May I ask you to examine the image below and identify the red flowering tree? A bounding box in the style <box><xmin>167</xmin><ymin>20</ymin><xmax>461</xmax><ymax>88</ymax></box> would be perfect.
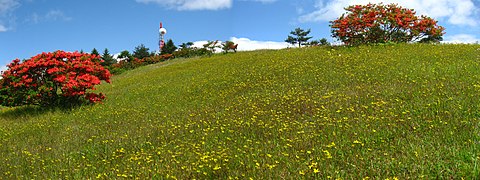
<box><xmin>330</xmin><ymin>3</ymin><xmax>445</xmax><ymax>46</ymax></box>
<box><xmin>0</xmin><ymin>50</ymin><xmax>111</xmax><ymax>107</ymax></box>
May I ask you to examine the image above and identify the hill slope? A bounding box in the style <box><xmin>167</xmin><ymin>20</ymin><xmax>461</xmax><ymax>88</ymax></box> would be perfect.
<box><xmin>1</xmin><ymin>44</ymin><xmax>479</xmax><ymax>178</ymax></box>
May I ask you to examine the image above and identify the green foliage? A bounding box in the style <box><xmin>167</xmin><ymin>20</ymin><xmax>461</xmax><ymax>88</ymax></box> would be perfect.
<box><xmin>173</xmin><ymin>41</ymin><xmax>206</xmax><ymax>58</ymax></box>
<box><xmin>107</xmin><ymin>66</ymin><xmax>127</xmax><ymax>75</ymax></box>
<box><xmin>109</xmin><ymin>54</ymin><xmax>174</xmax><ymax>74</ymax></box>
<box><xmin>161</xmin><ymin>39</ymin><xmax>177</xmax><ymax>55</ymax></box>
<box><xmin>308</xmin><ymin>38</ymin><xmax>330</xmax><ymax>47</ymax></box>
<box><xmin>285</xmin><ymin>28</ymin><xmax>312</xmax><ymax>48</ymax></box>
<box><xmin>1</xmin><ymin>44</ymin><xmax>479</xmax><ymax>179</ymax></box>
<box><xmin>221</xmin><ymin>41</ymin><xmax>237</xmax><ymax>53</ymax></box>
<box><xmin>320</xmin><ymin>38</ymin><xmax>329</xmax><ymax>46</ymax></box>
<box><xmin>101</xmin><ymin>48</ymin><xmax>116</xmax><ymax>67</ymax></box>
<box><xmin>172</xmin><ymin>48</ymin><xmax>191</xmax><ymax>58</ymax></box>
<box><xmin>308</xmin><ymin>40</ymin><xmax>320</xmax><ymax>46</ymax></box>
<box><xmin>142</xmin><ymin>54</ymin><xmax>174</xmax><ymax>64</ymax></box>
<box><xmin>118</xmin><ymin>50</ymin><xmax>133</xmax><ymax>62</ymax></box>
<box><xmin>173</xmin><ymin>47</ymin><xmax>212</xmax><ymax>58</ymax></box>
<box><xmin>133</xmin><ymin>44</ymin><xmax>151</xmax><ymax>60</ymax></box>
<box><xmin>179</xmin><ymin>42</ymin><xmax>194</xmax><ymax>49</ymax></box>
<box><xmin>91</xmin><ymin>48</ymin><xmax>100</xmax><ymax>56</ymax></box>
<box><xmin>203</xmin><ymin>40</ymin><xmax>220</xmax><ymax>53</ymax></box>
<box><xmin>419</xmin><ymin>34</ymin><xmax>443</xmax><ymax>43</ymax></box>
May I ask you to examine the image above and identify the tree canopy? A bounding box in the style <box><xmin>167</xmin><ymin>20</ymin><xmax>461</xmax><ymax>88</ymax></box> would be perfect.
<box><xmin>118</xmin><ymin>50</ymin><xmax>133</xmax><ymax>62</ymax></box>
<box><xmin>161</xmin><ymin>39</ymin><xmax>177</xmax><ymax>55</ymax></box>
<box><xmin>133</xmin><ymin>44</ymin><xmax>151</xmax><ymax>59</ymax></box>
<box><xmin>285</xmin><ymin>28</ymin><xmax>312</xmax><ymax>48</ymax></box>
<box><xmin>330</xmin><ymin>3</ymin><xmax>445</xmax><ymax>45</ymax></box>
<box><xmin>102</xmin><ymin>48</ymin><xmax>116</xmax><ymax>66</ymax></box>
<box><xmin>221</xmin><ymin>41</ymin><xmax>238</xmax><ymax>53</ymax></box>
<box><xmin>179</xmin><ymin>42</ymin><xmax>194</xmax><ymax>49</ymax></box>
<box><xmin>91</xmin><ymin>48</ymin><xmax>100</xmax><ymax>56</ymax></box>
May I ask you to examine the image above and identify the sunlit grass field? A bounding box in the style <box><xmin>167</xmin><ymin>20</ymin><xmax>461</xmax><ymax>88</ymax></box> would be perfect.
<box><xmin>1</xmin><ymin>44</ymin><xmax>479</xmax><ymax>179</ymax></box>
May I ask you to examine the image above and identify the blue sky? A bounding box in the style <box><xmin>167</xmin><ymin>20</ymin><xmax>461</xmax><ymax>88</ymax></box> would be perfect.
<box><xmin>1</xmin><ymin>0</ymin><xmax>479</xmax><ymax>70</ymax></box>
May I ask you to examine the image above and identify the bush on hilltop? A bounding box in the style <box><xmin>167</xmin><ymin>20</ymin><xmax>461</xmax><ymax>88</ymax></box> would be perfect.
<box><xmin>330</xmin><ymin>3</ymin><xmax>445</xmax><ymax>46</ymax></box>
<box><xmin>0</xmin><ymin>51</ymin><xmax>111</xmax><ymax>107</ymax></box>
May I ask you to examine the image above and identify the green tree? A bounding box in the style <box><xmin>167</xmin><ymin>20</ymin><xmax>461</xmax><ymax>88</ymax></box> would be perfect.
<box><xmin>161</xmin><ymin>39</ymin><xmax>177</xmax><ymax>55</ymax></box>
<box><xmin>133</xmin><ymin>44</ymin><xmax>151</xmax><ymax>59</ymax></box>
<box><xmin>418</xmin><ymin>32</ymin><xmax>443</xmax><ymax>43</ymax></box>
<box><xmin>308</xmin><ymin>38</ymin><xmax>329</xmax><ymax>46</ymax></box>
<box><xmin>320</xmin><ymin>38</ymin><xmax>330</xmax><ymax>46</ymax></box>
<box><xmin>101</xmin><ymin>48</ymin><xmax>116</xmax><ymax>66</ymax></box>
<box><xmin>179</xmin><ymin>42</ymin><xmax>194</xmax><ymax>49</ymax></box>
<box><xmin>221</xmin><ymin>41</ymin><xmax>238</xmax><ymax>53</ymax></box>
<box><xmin>203</xmin><ymin>40</ymin><xmax>220</xmax><ymax>53</ymax></box>
<box><xmin>285</xmin><ymin>28</ymin><xmax>312</xmax><ymax>48</ymax></box>
<box><xmin>308</xmin><ymin>40</ymin><xmax>320</xmax><ymax>46</ymax></box>
<box><xmin>91</xmin><ymin>48</ymin><xmax>100</xmax><ymax>56</ymax></box>
<box><xmin>118</xmin><ymin>50</ymin><xmax>133</xmax><ymax>62</ymax></box>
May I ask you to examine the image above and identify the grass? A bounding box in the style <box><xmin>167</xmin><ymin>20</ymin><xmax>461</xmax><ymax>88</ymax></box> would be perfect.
<box><xmin>1</xmin><ymin>44</ymin><xmax>479</xmax><ymax>179</ymax></box>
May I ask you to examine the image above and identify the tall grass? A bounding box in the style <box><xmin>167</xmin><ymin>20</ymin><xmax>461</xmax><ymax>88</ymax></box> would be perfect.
<box><xmin>0</xmin><ymin>44</ymin><xmax>479</xmax><ymax>179</ymax></box>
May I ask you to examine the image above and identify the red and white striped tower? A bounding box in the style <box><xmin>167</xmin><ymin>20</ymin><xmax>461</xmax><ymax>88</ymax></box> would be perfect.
<box><xmin>159</xmin><ymin>22</ymin><xmax>167</xmax><ymax>54</ymax></box>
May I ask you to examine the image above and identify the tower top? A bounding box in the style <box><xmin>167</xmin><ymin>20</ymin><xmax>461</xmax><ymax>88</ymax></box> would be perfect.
<box><xmin>159</xmin><ymin>22</ymin><xmax>167</xmax><ymax>35</ymax></box>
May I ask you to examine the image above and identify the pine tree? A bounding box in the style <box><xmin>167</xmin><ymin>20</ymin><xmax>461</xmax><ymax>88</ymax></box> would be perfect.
<box><xmin>180</xmin><ymin>42</ymin><xmax>194</xmax><ymax>49</ymax></box>
<box><xmin>285</xmin><ymin>28</ymin><xmax>312</xmax><ymax>48</ymax></box>
<box><xmin>161</xmin><ymin>39</ymin><xmax>177</xmax><ymax>55</ymax></box>
<box><xmin>91</xmin><ymin>48</ymin><xmax>100</xmax><ymax>56</ymax></box>
<box><xmin>133</xmin><ymin>44</ymin><xmax>151</xmax><ymax>59</ymax></box>
<box><xmin>118</xmin><ymin>50</ymin><xmax>133</xmax><ymax>62</ymax></box>
<box><xmin>101</xmin><ymin>48</ymin><xmax>116</xmax><ymax>66</ymax></box>
<box><xmin>320</xmin><ymin>38</ymin><xmax>329</xmax><ymax>46</ymax></box>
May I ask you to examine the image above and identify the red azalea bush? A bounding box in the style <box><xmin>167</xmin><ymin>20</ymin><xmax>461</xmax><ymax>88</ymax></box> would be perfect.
<box><xmin>111</xmin><ymin>58</ymin><xmax>144</xmax><ymax>71</ymax></box>
<box><xmin>109</xmin><ymin>54</ymin><xmax>174</xmax><ymax>74</ymax></box>
<box><xmin>143</xmin><ymin>54</ymin><xmax>174</xmax><ymax>64</ymax></box>
<box><xmin>330</xmin><ymin>3</ymin><xmax>445</xmax><ymax>46</ymax></box>
<box><xmin>0</xmin><ymin>50</ymin><xmax>111</xmax><ymax>107</ymax></box>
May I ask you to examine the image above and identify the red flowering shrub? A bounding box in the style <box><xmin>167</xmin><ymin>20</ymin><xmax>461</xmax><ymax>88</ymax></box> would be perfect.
<box><xmin>0</xmin><ymin>50</ymin><xmax>111</xmax><ymax>107</ymax></box>
<box><xmin>110</xmin><ymin>58</ymin><xmax>144</xmax><ymax>71</ymax></box>
<box><xmin>330</xmin><ymin>3</ymin><xmax>445</xmax><ymax>46</ymax></box>
<box><xmin>143</xmin><ymin>54</ymin><xmax>174</xmax><ymax>64</ymax></box>
<box><xmin>109</xmin><ymin>54</ymin><xmax>175</xmax><ymax>74</ymax></box>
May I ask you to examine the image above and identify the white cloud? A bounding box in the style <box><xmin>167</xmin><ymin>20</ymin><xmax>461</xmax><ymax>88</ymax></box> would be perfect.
<box><xmin>192</xmin><ymin>40</ymin><xmax>212</xmax><ymax>48</ymax></box>
<box><xmin>240</xmin><ymin>0</ymin><xmax>276</xmax><ymax>3</ymax></box>
<box><xmin>112</xmin><ymin>53</ymin><xmax>130</xmax><ymax>62</ymax></box>
<box><xmin>0</xmin><ymin>63</ymin><xmax>8</xmax><ymax>77</ymax></box>
<box><xmin>45</xmin><ymin>10</ymin><xmax>72</xmax><ymax>21</ymax></box>
<box><xmin>135</xmin><ymin>0</ymin><xmax>277</xmax><ymax>10</ymax></box>
<box><xmin>443</xmin><ymin>34</ymin><xmax>480</xmax><ymax>44</ymax></box>
<box><xmin>191</xmin><ymin>40</ymin><xmax>223</xmax><ymax>52</ymax></box>
<box><xmin>136</xmin><ymin>0</ymin><xmax>233</xmax><ymax>11</ymax></box>
<box><xmin>0</xmin><ymin>0</ymin><xmax>20</xmax><ymax>32</ymax></box>
<box><xmin>230</xmin><ymin>37</ymin><xmax>290</xmax><ymax>51</ymax></box>
<box><xmin>0</xmin><ymin>24</ymin><xmax>6</xmax><ymax>32</ymax></box>
<box><xmin>0</xmin><ymin>0</ymin><xmax>19</xmax><ymax>15</ymax></box>
<box><xmin>192</xmin><ymin>37</ymin><xmax>290</xmax><ymax>52</ymax></box>
<box><xmin>28</xmin><ymin>10</ymin><xmax>72</xmax><ymax>24</ymax></box>
<box><xmin>299</xmin><ymin>0</ymin><xmax>479</xmax><ymax>26</ymax></box>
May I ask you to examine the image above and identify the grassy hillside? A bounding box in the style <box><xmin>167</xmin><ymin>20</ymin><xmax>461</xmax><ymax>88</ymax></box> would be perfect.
<box><xmin>1</xmin><ymin>44</ymin><xmax>479</xmax><ymax>179</ymax></box>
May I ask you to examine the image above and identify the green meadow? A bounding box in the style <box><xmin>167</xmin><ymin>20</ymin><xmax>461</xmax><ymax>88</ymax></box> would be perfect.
<box><xmin>0</xmin><ymin>44</ymin><xmax>479</xmax><ymax>179</ymax></box>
